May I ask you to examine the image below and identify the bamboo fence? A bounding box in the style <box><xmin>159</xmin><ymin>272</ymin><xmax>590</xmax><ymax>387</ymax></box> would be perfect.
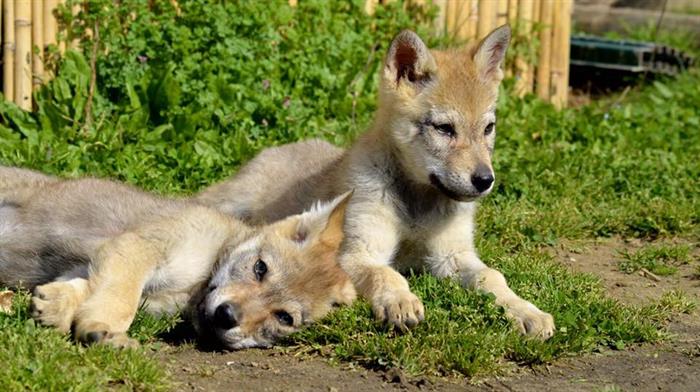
<box><xmin>311</xmin><ymin>0</ymin><xmax>573</xmax><ymax>108</ymax></box>
<box><xmin>1</xmin><ymin>0</ymin><xmax>61</xmax><ymax>110</ymax></box>
<box><xmin>1</xmin><ymin>0</ymin><xmax>572</xmax><ymax>111</ymax></box>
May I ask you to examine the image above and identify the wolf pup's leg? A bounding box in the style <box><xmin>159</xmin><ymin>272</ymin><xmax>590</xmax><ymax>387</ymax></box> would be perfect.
<box><xmin>73</xmin><ymin>232</ymin><xmax>160</xmax><ymax>348</ymax></box>
<box><xmin>425</xmin><ymin>211</ymin><xmax>555</xmax><ymax>340</ymax></box>
<box><xmin>340</xmin><ymin>200</ymin><xmax>424</xmax><ymax>329</ymax></box>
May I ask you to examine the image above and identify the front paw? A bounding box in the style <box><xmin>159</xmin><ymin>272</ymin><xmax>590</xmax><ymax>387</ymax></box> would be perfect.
<box><xmin>75</xmin><ymin>321</ymin><xmax>139</xmax><ymax>349</ymax></box>
<box><xmin>31</xmin><ymin>282</ymin><xmax>81</xmax><ymax>333</ymax></box>
<box><xmin>371</xmin><ymin>289</ymin><xmax>425</xmax><ymax>330</ymax></box>
<box><xmin>506</xmin><ymin>302</ymin><xmax>555</xmax><ymax>340</ymax></box>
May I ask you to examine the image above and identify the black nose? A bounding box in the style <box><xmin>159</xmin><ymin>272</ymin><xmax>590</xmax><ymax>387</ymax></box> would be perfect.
<box><xmin>213</xmin><ymin>302</ymin><xmax>238</xmax><ymax>330</ymax></box>
<box><xmin>471</xmin><ymin>172</ymin><xmax>494</xmax><ymax>193</ymax></box>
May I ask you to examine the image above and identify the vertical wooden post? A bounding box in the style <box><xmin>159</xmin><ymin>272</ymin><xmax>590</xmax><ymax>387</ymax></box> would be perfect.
<box><xmin>364</xmin><ymin>0</ymin><xmax>377</xmax><ymax>15</ymax></box>
<box><xmin>464</xmin><ymin>0</ymin><xmax>478</xmax><ymax>41</ymax></box>
<box><xmin>514</xmin><ymin>0</ymin><xmax>534</xmax><ymax>96</ymax></box>
<box><xmin>551</xmin><ymin>0</ymin><xmax>571</xmax><ymax>109</ymax></box>
<box><xmin>448</xmin><ymin>0</ymin><xmax>467</xmax><ymax>41</ymax></box>
<box><xmin>477</xmin><ymin>0</ymin><xmax>496</xmax><ymax>39</ymax></box>
<box><xmin>32</xmin><ymin>0</ymin><xmax>43</xmax><ymax>86</ymax></box>
<box><xmin>532</xmin><ymin>0</ymin><xmax>541</xmax><ymax>25</ymax></box>
<box><xmin>288</xmin><ymin>0</ymin><xmax>297</xmax><ymax>6</ymax></box>
<box><xmin>504</xmin><ymin>0</ymin><xmax>519</xmax><ymax>77</ymax></box>
<box><xmin>445</xmin><ymin>0</ymin><xmax>456</xmax><ymax>38</ymax></box>
<box><xmin>43</xmin><ymin>0</ymin><xmax>58</xmax><ymax>80</ymax></box>
<box><xmin>70</xmin><ymin>2</ymin><xmax>80</xmax><ymax>49</ymax></box>
<box><xmin>434</xmin><ymin>0</ymin><xmax>447</xmax><ymax>36</ymax></box>
<box><xmin>15</xmin><ymin>0</ymin><xmax>32</xmax><ymax>110</ymax></box>
<box><xmin>507</xmin><ymin>0</ymin><xmax>518</xmax><ymax>25</ymax></box>
<box><xmin>2</xmin><ymin>0</ymin><xmax>14</xmax><ymax>101</ymax></box>
<box><xmin>496</xmin><ymin>0</ymin><xmax>508</xmax><ymax>26</ymax></box>
<box><xmin>43</xmin><ymin>0</ymin><xmax>58</xmax><ymax>49</ymax></box>
<box><xmin>536</xmin><ymin>0</ymin><xmax>553</xmax><ymax>100</ymax></box>
<box><xmin>57</xmin><ymin>0</ymin><xmax>65</xmax><ymax>54</ymax></box>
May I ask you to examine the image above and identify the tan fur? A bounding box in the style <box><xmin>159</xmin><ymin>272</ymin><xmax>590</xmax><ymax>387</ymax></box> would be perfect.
<box><xmin>197</xmin><ymin>26</ymin><xmax>555</xmax><ymax>339</ymax></box>
<box><xmin>1</xmin><ymin>167</ymin><xmax>355</xmax><ymax>349</ymax></box>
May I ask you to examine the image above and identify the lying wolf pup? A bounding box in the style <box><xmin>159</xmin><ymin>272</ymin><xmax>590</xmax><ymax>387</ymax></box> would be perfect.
<box><xmin>0</xmin><ymin>167</ymin><xmax>355</xmax><ymax>349</ymax></box>
<box><xmin>197</xmin><ymin>25</ymin><xmax>554</xmax><ymax>339</ymax></box>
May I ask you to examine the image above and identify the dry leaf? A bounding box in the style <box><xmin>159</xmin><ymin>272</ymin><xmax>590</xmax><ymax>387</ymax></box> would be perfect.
<box><xmin>0</xmin><ymin>290</ymin><xmax>15</xmax><ymax>314</ymax></box>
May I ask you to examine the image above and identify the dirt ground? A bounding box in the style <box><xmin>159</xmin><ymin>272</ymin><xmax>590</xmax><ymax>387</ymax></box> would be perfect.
<box><xmin>161</xmin><ymin>238</ymin><xmax>700</xmax><ymax>391</ymax></box>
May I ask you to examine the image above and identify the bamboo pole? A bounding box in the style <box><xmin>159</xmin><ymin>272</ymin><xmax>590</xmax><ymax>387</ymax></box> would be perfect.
<box><xmin>70</xmin><ymin>4</ymin><xmax>80</xmax><ymax>50</ymax></box>
<box><xmin>532</xmin><ymin>0</ymin><xmax>541</xmax><ymax>24</ymax></box>
<box><xmin>504</xmin><ymin>0</ymin><xmax>519</xmax><ymax>77</ymax></box>
<box><xmin>447</xmin><ymin>0</ymin><xmax>471</xmax><ymax>41</ymax></box>
<box><xmin>43</xmin><ymin>0</ymin><xmax>57</xmax><ymax>49</ymax></box>
<box><xmin>15</xmin><ymin>0</ymin><xmax>32</xmax><ymax>110</ymax></box>
<box><xmin>2</xmin><ymin>0</ymin><xmax>14</xmax><ymax>101</ymax></box>
<box><xmin>477</xmin><ymin>0</ymin><xmax>496</xmax><ymax>39</ymax></box>
<box><xmin>507</xmin><ymin>0</ymin><xmax>518</xmax><ymax>25</ymax></box>
<box><xmin>70</xmin><ymin>2</ymin><xmax>80</xmax><ymax>49</ymax></box>
<box><xmin>514</xmin><ymin>0</ymin><xmax>534</xmax><ymax>96</ymax></box>
<box><xmin>496</xmin><ymin>0</ymin><xmax>508</xmax><ymax>26</ymax></box>
<box><xmin>288</xmin><ymin>0</ymin><xmax>297</xmax><ymax>6</ymax></box>
<box><xmin>536</xmin><ymin>0</ymin><xmax>554</xmax><ymax>100</ymax></box>
<box><xmin>365</xmin><ymin>0</ymin><xmax>377</xmax><ymax>15</ymax></box>
<box><xmin>32</xmin><ymin>0</ymin><xmax>43</xmax><ymax>86</ymax></box>
<box><xmin>434</xmin><ymin>0</ymin><xmax>447</xmax><ymax>35</ymax></box>
<box><xmin>463</xmin><ymin>0</ymin><xmax>478</xmax><ymax>41</ymax></box>
<box><xmin>445</xmin><ymin>0</ymin><xmax>456</xmax><ymax>38</ymax></box>
<box><xmin>56</xmin><ymin>0</ymin><xmax>65</xmax><ymax>53</ymax></box>
<box><xmin>551</xmin><ymin>0</ymin><xmax>572</xmax><ymax>109</ymax></box>
<box><xmin>43</xmin><ymin>0</ymin><xmax>58</xmax><ymax>80</ymax></box>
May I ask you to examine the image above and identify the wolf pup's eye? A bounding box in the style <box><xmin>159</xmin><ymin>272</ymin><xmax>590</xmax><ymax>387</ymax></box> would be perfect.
<box><xmin>432</xmin><ymin>122</ymin><xmax>455</xmax><ymax>137</ymax></box>
<box><xmin>253</xmin><ymin>259</ymin><xmax>267</xmax><ymax>281</ymax></box>
<box><xmin>275</xmin><ymin>311</ymin><xmax>294</xmax><ymax>326</ymax></box>
<box><xmin>484</xmin><ymin>122</ymin><xmax>495</xmax><ymax>136</ymax></box>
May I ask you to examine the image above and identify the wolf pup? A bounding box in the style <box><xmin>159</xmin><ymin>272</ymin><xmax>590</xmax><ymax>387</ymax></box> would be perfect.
<box><xmin>196</xmin><ymin>26</ymin><xmax>554</xmax><ymax>339</ymax></box>
<box><xmin>0</xmin><ymin>167</ymin><xmax>355</xmax><ymax>349</ymax></box>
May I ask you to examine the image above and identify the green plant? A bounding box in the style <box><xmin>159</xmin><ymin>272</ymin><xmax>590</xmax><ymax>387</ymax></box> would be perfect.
<box><xmin>0</xmin><ymin>290</ymin><xmax>171</xmax><ymax>391</ymax></box>
<box><xmin>619</xmin><ymin>244</ymin><xmax>693</xmax><ymax>276</ymax></box>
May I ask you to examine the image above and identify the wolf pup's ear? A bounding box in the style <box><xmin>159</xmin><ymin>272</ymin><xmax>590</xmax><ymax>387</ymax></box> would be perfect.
<box><xmin>473</xmin><ymin>24</ymin><xmax>511</xmax><ymax>81</ymax></box>
<box><xmin>275</xmin><ymin>191</ymin><xmax>353</xmax><ymax>246</ymax></box>
<box><xmin>317</xmin><ymin>191</ymin><xmax>352</xmax><ymax>251</ymax></box>
<box><xmin>384</xmin><ymin>30</ymin><xmax>436</xmax><ymax>90</ymax></box>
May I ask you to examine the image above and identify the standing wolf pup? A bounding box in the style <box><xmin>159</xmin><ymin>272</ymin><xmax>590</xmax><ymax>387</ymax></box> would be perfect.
<box><xmin>198</xmin><ymin>25</ymin><xmax>554</xmax><ymax>339</ymax></box>
<box><xmin>0</xmin><ymin>166</ymin><xmax>355</xmax><ymax>349</ymax></box>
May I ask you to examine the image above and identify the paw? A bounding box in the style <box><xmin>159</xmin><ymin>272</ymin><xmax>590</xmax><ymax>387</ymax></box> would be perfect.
<box><xmin>371</xmin><ymin>289</ymin><xmax>425</xmax><ymax>330</ymax></box>
<box><xmin>75</xmin><ymin>321</ymin><xmax>139</xmax><ymax>349</ymax></box>
<box><xmin>506</xmin><ymin>302</ymin><xmax>555</xmax><ymax>340</ymax></box>
<box><xmin>31</xmin><ymin>282</ymin><xmax>80</xmax><ymax>333</ymax></box>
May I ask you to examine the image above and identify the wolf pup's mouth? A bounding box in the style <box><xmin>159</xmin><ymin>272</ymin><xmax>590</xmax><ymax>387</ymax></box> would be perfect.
<box><xmin>429</xmin><ymin>173</ymin><xmax>475</xmax><ymax>201</ymax></box>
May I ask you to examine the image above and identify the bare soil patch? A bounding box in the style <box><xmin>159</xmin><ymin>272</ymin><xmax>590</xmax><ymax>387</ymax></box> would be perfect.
<box><xmin>160</xmin><ymin>238</ymin><xmax>700</xmax><ymax>391</ymax></box>
<box><xmin>552</xmin><ymin>237</ymin><xmax>700</xmax><ymax>306</ymax></box>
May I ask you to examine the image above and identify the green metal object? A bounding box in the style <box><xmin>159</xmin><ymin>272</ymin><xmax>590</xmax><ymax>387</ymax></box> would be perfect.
<box><xmin>570</xmin><ymin>35</ymin><xmax>694</xmax><ymax>75</ymax></box>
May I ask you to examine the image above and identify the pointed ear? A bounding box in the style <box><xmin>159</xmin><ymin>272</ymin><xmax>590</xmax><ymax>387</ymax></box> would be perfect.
<box><xmin>384</xmin><ymin>30</ymin><xmax>436</xmax><ymax>90</ymax></box>
<box><xmin>473</xmin><ymin>25</ymin><xmax>511</xmax><ymax>81</ymax></box>
<box><xmin>273</xmin><ymin>191</ymin><xmax>353</xmax><ymax>246</ymax></box>
<box><xmin>317</xmin><ymin>191</ymin><xmax>352</xmax><ymax>250</ymax></box>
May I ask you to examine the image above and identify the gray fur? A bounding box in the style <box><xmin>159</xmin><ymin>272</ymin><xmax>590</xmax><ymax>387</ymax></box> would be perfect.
<box><xmin>0</xmin><ymin>168</ymin><xmax>185</xmax><ymax>289</ymax></box>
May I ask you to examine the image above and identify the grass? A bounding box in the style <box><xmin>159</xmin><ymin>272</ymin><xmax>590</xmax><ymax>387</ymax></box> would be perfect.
<box><xmin>0</xmin><ymin>1</ymin><xmax>699</xmax><ymax>387</ymax></box>
<box><xmin>619</xmin><ymin>243</ymin><xmax>694</xmax><ymax>276</ymax></box>
<box><xmin>0</xmin><ymin>291</ymin><xmax>174</xmax><ymax>391</ymax></box>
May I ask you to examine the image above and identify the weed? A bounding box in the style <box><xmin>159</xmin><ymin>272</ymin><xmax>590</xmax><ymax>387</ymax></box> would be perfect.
<box><xmin>619</xmin><ymin>244</ymin><xmax>693</xmax><ymax>276</ymax></box>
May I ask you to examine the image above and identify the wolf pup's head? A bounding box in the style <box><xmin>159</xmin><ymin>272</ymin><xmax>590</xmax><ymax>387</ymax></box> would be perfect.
<box><xmin>195</xmin><ymin>193</ymin><xmax>356</xmax><ymax>350</ymax></box>
<box><xmin>378</xmin><ymin>25</ymin><xmax>511</xmax><ymax>201</ymax></box>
